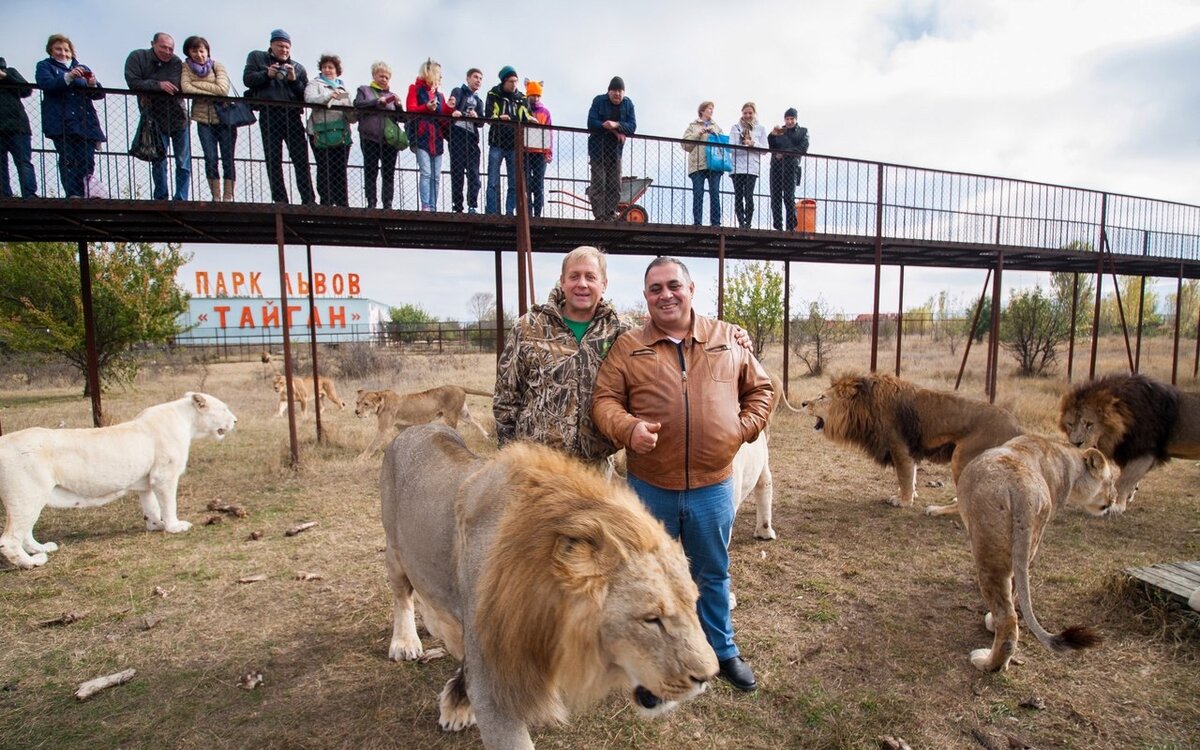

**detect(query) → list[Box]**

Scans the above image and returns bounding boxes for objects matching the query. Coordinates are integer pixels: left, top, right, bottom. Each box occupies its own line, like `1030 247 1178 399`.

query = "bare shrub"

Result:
327 344 390 381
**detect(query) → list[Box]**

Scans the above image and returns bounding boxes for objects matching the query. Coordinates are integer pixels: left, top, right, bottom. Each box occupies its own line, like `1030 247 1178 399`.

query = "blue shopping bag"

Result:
705 133 732 172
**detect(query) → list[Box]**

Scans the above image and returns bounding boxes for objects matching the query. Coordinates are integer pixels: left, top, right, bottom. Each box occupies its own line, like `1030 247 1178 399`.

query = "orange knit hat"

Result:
525 79 543 97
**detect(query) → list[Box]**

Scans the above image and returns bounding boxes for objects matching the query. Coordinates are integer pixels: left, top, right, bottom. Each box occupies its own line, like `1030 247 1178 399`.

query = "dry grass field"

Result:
1 336 1197 750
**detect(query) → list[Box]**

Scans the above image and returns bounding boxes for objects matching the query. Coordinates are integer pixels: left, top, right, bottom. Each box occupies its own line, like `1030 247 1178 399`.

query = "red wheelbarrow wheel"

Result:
623 204 648 223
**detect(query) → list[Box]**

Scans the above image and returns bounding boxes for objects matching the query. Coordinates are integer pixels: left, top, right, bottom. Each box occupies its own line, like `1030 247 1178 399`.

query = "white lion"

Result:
0 392 237 569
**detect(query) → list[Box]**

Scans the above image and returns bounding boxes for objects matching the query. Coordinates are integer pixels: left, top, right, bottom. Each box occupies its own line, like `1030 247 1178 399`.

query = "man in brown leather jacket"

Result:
593 256 773 692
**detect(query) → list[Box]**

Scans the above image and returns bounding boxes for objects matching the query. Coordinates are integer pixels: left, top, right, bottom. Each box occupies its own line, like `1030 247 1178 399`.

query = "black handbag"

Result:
129 116 164 162
214 84 256 128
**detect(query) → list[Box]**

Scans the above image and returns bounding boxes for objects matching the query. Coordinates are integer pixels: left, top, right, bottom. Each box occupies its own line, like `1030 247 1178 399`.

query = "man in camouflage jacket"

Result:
494 246 627 463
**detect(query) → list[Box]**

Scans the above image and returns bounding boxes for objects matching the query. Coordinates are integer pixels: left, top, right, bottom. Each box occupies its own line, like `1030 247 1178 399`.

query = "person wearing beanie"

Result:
523 78 552 217
447 67 484 213
585 75 636 220
243 29 315 204
484 65 530 215
767 106 809 231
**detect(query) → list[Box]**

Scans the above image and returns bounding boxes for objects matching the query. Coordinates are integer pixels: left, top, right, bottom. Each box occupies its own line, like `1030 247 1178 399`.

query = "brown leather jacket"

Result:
592 314 773 490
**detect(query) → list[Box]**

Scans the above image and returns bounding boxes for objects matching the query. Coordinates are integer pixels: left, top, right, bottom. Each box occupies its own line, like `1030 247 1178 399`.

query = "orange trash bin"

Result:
795 198 817 232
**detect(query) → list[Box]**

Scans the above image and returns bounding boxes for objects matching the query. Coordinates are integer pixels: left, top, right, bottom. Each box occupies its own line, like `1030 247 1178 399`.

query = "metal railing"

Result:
4 84 1200 263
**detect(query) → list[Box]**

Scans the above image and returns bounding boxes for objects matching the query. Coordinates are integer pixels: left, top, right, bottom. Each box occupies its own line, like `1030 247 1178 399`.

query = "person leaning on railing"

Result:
484 65 529 216
243 29 315 205
354 60 403 210
407 58 454 213
35 34 105 199
0 55 38 198
767 106 808 231
585 76 635 221
125 33 192 201
180 36 235 202
523 78 552 218
681 100 724 227
305 54 353 208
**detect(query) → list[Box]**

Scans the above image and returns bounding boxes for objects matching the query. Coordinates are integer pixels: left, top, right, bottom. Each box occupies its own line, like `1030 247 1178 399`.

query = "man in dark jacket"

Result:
767 107 809 231
243 29 314 204
448 67 484 213
125 33 191 201
484 66 529 216
0 57 37 197
585 76 635 220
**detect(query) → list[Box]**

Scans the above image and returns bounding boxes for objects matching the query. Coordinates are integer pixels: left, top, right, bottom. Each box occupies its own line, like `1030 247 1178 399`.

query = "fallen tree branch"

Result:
75 669 136 700
285 521 318 537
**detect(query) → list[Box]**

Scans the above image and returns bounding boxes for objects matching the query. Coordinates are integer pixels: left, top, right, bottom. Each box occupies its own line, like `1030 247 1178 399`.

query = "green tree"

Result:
0 241 191 392
790 297 855 376
1050 271 1094 336
1167 279 1199 338
1100 276 1161 334
388 303 438 343
722 260 784 358
1000 286 1068 377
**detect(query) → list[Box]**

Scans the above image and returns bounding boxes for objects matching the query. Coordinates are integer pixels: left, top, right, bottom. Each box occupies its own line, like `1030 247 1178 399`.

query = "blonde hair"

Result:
418 58 442 88
560 246 608 281
697 100 714 117
741 101 757 115
45 34 75 57
371 60 391 77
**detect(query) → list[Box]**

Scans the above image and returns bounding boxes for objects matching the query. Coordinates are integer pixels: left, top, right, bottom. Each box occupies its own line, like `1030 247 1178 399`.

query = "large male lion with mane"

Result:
800 372 1022 512
0 393 236 569
956 435 1117 672
355 385 491 460
1058 373 1200 514
381 425 717 749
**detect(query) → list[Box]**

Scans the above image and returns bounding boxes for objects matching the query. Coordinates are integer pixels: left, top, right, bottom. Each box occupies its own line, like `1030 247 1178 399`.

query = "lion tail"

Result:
461 388 494 398
1011 487 1102 655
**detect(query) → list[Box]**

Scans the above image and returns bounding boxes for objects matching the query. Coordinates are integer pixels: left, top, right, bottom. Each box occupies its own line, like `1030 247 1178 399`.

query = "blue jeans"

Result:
151 127 191 200
486 145 516 215
415 149 442 210
0 132 38 197
628 473 738 661
690 169 722 226
526 151 547 217
195 122 236 180
48 135 95 198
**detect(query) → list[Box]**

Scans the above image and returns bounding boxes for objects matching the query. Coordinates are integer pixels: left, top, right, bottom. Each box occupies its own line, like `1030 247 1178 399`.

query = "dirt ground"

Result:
1 339 1197 750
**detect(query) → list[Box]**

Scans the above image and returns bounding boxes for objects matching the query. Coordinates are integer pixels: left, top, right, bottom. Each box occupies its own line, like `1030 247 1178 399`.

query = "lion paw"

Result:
145 518 165 531
969 648 998 672
886 495 913 508
22 552 49 568
388 639 424 661
438 694 476 732
26 540 58 554
754 526 777 541
164 520 192 534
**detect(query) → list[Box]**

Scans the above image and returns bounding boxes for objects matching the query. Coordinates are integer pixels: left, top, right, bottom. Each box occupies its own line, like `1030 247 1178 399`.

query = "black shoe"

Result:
718 656 757 692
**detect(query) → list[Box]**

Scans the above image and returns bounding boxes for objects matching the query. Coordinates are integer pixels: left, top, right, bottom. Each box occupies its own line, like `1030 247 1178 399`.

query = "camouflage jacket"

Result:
493 286 630 461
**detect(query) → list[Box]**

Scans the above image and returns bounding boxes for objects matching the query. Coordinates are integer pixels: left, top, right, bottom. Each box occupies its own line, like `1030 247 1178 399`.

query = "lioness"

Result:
272 373 347 417
381 425 717 748
1059 373 1200 514
354 385 491 460
801 372 1023 512
0 393 237 569
957 434 1116 672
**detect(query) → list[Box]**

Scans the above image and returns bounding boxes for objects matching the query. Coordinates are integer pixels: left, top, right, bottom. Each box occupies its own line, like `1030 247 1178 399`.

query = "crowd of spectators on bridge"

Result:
0 30 810 229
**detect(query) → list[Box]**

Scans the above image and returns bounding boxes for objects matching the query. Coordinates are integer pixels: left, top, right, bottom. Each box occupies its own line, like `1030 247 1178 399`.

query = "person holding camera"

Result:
243 29 315 205
354 61 403 210
729 102 767 229
0 56 38 198
35 34 105 198
447 68 483 213
767 106 809 231
181 36 236 202
406 58 454 212
125 33 191 201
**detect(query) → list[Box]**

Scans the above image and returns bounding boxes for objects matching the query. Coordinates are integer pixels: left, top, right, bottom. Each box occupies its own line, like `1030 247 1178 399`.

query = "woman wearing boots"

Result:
181 36 237 201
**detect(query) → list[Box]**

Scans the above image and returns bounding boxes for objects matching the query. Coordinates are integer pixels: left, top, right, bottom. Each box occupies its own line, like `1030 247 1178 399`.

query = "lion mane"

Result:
475 444 669 724
1059 373 1200 512
380 425 715 747
803 372 1023 511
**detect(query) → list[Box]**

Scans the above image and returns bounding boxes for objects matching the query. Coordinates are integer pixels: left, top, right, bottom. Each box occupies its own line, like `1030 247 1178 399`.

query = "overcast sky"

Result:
4 0 1198 319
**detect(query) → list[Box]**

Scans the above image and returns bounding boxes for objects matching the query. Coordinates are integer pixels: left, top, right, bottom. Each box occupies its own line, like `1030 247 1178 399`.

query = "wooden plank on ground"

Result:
1125 561 1200 604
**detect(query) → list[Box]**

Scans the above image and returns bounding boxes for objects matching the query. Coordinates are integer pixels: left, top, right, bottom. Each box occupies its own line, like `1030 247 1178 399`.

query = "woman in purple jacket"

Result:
354 60 403 209
35 34 106 197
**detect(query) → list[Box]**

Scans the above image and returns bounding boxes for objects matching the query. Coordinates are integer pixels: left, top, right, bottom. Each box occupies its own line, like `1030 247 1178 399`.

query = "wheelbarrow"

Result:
549 176 653 222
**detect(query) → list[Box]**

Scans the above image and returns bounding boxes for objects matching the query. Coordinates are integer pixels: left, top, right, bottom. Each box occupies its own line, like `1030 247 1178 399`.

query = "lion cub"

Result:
956 434 1117 672
272 374 347 417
